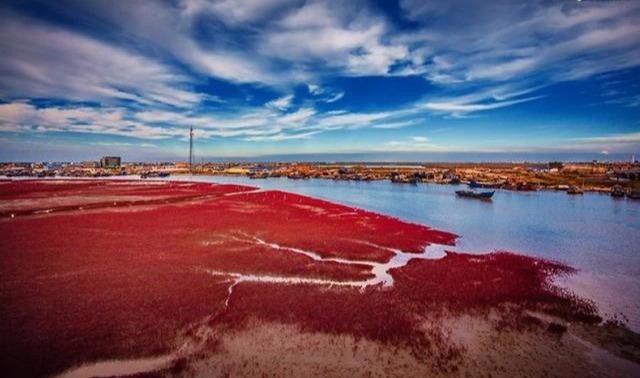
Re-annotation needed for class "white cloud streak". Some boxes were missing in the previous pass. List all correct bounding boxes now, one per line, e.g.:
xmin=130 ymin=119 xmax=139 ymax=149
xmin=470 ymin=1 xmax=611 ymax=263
xmin=0 ymin=18 xmax=200 ymax=108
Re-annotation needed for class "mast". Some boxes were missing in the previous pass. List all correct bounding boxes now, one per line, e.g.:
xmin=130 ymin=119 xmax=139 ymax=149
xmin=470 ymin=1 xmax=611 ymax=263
xmin=189 ymin=127 xmax=193 ymax=175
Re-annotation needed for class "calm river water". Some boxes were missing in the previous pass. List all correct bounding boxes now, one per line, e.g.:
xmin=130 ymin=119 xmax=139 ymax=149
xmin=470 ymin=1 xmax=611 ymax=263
xmin=173 ymin=175 xmax=640 ymax=331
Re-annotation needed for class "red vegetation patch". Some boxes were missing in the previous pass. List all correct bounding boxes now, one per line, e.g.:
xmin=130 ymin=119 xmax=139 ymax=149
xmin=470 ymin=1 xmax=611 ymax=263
xmin=0 ymin=179 xmax=255 ymax=216
xmin=0 ymin=180 xmax=598 ymax=377
xmin=193 ymin=237 xmax=374 ymax=281
xmin=1 ymin=272 xmax=229 ymax=378
xmin=210 ymin=190 xmax=457 ymax=262
xmin=390 ymin=251 xmax=599 ymax=321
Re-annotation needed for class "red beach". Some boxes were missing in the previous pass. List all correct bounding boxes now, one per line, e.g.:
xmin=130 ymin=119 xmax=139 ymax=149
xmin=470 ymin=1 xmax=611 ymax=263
xmin=0 ymin=179 xmax=629 ymax=377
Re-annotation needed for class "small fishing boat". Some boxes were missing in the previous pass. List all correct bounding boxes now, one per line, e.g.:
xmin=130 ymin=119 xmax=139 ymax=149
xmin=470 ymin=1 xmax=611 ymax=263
xmin=287 ymin=173 xmax=308 ymax=180
xmin=455 ymin=190 xmax=494 ymax=200
xmin=141 ymin=171 xmax=168 ymax=179
xmin=468 ymin=180 xmax=481 ymax=188
xmin=390 ymin=175 xmax=417 ymax=184
xmin=468 ymin=180 xmax=501 ymax=189
xmin=567 ymin=185 xmax=584 ymax=195
xmin=611 ymin=185 xmax=626 ymax=198
xmin=249 ymin=171 xmax=269 ymax=179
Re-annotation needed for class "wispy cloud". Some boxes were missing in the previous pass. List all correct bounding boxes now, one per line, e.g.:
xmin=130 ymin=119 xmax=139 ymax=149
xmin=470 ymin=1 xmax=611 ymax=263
xmin=423 ymin=95 xmax=542 ymax=115
xmin=0 ymin=18 xmax=200 ymax=108
xmin=91 ymin=142 xmax=158 ymax=148
xmin=372 ymin=120 xmax=420 ymax=129
xmin=1 ymin=0 xmax=639 ymax=160
xmin=266 ymin=95 xmax=294 ymax=110
xmin=243 ymin=130 xmax=321 ymax=142
xmin=0 ymin=99 xmax=414 ymax=142
xmin=575 ymin=132 xmax=640 ymax=144
xmin=307 ymin=84 xmax=345 ymax=103
xmin=383 ymin=136 xmax=446 ymax=152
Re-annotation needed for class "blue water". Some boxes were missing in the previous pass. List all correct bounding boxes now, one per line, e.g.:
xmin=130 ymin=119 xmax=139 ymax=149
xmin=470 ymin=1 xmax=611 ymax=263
xmin=173 ymin=175 xmax=640 ymax=330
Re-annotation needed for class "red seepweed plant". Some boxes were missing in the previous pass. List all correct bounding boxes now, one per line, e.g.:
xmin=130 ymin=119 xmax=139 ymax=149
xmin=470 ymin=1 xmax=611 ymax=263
xmin=0 ymin=180 xmax=600 ymax=377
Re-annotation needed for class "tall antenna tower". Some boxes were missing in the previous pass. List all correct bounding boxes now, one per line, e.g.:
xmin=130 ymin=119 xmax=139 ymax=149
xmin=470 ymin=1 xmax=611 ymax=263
xmin=189 ymin=127 xmax=194 ymax=174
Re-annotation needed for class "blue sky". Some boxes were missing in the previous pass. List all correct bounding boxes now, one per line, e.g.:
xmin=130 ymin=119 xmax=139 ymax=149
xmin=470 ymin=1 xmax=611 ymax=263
xmin=0 ymin=0 xmax=639 ymax=162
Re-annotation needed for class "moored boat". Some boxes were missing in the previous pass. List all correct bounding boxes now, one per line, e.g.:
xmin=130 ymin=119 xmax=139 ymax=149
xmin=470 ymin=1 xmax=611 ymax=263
xmin=567 ymin=185 xmax=584 ymax=195
xmin=468 ymin=180 xmax=502 ymax=189
xmin=140 ymin=171 xmax=169 ymax=179
xmin=611 ymin=185 xmax=626 ymax=198
xmin=455 ymin=190 xmax=494 ymax=200
xmin=287 ymin=173 xmax=308 ymax=180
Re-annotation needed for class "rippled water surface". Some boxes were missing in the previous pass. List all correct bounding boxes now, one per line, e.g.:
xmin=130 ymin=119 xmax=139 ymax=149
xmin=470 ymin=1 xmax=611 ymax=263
xmin=173 ymin=175 xmax=640 ymax=331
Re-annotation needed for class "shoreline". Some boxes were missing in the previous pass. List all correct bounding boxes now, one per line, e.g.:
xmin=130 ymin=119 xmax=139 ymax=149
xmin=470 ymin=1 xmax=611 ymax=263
xmin=3 ymin=172 xmax=637 ymax=195
xmin=0 ymin=163 xmax=640 ymax=196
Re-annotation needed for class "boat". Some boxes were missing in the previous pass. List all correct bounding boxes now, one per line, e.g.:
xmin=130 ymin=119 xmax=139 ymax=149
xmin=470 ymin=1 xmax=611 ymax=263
xmin=628 ymin=189 xmax=640 ymax=200
xmin=515 ymin=182 xmax=536 ymax=191
xmin=249 ymin=171 xmax=269 ymax=179
xmin=611 ymin=185 xmax=626 ymax=198
xmin=391 ymin=175 xmax=418 ymax=184
xmin=455 ymin=190 xmax=494 ymax=200
xmin=567 ymin=185 xmax=584 ymax=195
xmin=469 ymin=180 xmax=502 ymax=189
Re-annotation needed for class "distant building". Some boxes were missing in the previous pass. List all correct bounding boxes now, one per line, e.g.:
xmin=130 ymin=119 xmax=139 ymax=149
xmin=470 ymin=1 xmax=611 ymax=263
xmin=548 ymin=161 xmax=563 ymax=171
xmin=100 ymin=156 xmax=121 ymax=169
xmin=82 ymin=161 xmax=99 ymax=169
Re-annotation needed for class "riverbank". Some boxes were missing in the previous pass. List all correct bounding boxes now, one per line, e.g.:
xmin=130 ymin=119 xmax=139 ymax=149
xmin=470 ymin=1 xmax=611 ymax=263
xmin=3 ymin=159 xmax=639 ymax=196
xmin=1 ymin=179 xmax=638 ymax=377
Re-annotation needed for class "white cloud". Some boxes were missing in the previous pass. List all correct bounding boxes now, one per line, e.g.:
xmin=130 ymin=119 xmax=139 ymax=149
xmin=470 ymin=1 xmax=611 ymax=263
xmin=1 ymin=0 xmax=639 ymax=155
xmin=306 ymin=84 xmax=345 ymax=103
xmin=383 ymin=136 xmax=445 ymax=152
xmin=307 ymin=84 xmax=321 ymax=95
xmin=244 ymin=130 xmax=321 ymax=142
xmin=399 ymin=0 xmax=640 ymax=89
xmin=316 ymin=111 xmax=391 ymax=129
xmin=0 ymin=19 xmax=200 ymax=108
xmin=92 ymin=142 xmax=158 ymax=148
xmin=0 ymin=102 xmax=193 ymax=139
xmin=5 ymin=0 xmax=638 ymax=101
xmin=325 ymin=92 xmax=345 ymax=103
xmin=575 ymin=132 xmax=640 ymax=144
xmin=266 ymin=95 xmax=294 ymax=110
xmin=371 ymin=120 xmax=418 ymax=129
xmin=424 ymin=96 xmax=540 ymax=114
xmin=279 ymin=108 xmax=316 ymax=124
xmin=183 ymin=0 xmax=294 ymax=24
xmin=31 ymin=0 xmax=283 ymax=85
xmin=0 ymin=97 xmax=417 ymax=142
xmin=260 ymin=1 xmax=409 ymax=76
